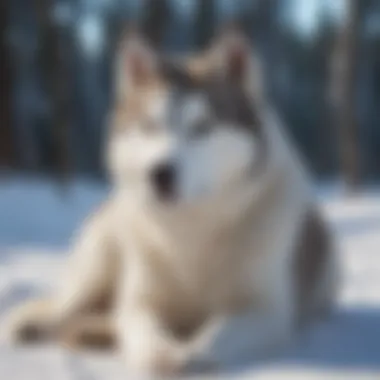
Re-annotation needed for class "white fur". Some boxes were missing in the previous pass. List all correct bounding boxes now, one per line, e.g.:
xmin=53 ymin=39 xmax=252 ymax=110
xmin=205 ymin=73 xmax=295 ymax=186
xmin=3 ymin=67 xmax=336 ymax=378
xmin=108 ymin=93 xmax=259 ymax=205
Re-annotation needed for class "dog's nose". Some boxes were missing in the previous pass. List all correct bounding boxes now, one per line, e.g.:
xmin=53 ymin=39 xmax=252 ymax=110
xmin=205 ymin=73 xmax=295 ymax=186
xmin=150 ymin=162 xmax=176 ymax=200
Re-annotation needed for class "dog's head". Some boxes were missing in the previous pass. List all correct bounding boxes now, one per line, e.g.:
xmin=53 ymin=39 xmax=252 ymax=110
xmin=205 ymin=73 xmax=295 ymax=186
xmin=107 ymin=28 xmax=265 ymax=206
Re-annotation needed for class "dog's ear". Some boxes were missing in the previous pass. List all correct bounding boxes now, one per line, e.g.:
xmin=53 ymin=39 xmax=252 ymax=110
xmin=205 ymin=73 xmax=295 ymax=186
xmin=211 ymin=23 xmax=254 ymax=84
xmin=208 ymin=23 xmax=265 ymax=102
xmin=115 ymin=29 xmax=159 ymax=98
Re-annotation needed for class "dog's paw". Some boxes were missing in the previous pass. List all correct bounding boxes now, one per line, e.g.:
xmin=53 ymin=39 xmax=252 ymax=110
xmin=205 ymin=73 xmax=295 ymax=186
xmin=127 ymin=341 xmax=188 ymax=378
xmin=14 ymin=322 xmax=50 ymax=343
xmin=0 ymin=298 xmax=56 ymax=345
xmin=1 ymin=312 xmax=53 ymax=345
xmin=3 ymin=319 xmax=50 ymax=345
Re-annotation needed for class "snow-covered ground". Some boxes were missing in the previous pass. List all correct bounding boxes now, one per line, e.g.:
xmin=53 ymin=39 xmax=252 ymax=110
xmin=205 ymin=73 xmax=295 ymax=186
xmin=0 ymin=177 xmax=379 ymax=379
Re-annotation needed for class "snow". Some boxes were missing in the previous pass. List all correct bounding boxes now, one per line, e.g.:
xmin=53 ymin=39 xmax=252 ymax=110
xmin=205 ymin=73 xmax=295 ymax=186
xmin=0 ymin=177 xmax=379 ymax=379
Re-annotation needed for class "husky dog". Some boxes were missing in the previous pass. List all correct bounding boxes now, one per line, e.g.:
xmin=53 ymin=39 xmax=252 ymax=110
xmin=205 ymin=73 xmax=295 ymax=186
xmin=3 ymin=28 xmax=338 ymax=376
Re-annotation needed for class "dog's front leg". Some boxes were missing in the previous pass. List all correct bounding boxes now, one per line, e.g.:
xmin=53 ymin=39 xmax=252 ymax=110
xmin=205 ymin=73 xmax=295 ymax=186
xmin=117 ymin=306 xmax=188 ymax=377
xmin=3 ymin=213 xmax=115 ymax=343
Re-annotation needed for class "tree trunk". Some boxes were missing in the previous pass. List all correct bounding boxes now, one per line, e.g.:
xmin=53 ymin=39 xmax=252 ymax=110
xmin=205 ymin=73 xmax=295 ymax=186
xmin=0 ymin=1 xmax=14 ymax=168
xmin=141 ymin=0 xmax=171 ymax=49
xmin=34 ymin=0 xmax=70 ymax=181
xmin=194 ymin=0 xmax=216 ymax=49
xmin=331 ymin=0 xmax=362 ymax=190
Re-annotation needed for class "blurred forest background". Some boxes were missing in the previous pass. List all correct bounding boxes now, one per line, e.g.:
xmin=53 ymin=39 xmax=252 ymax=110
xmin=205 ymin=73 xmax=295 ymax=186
xmin=1 ymin=0 xmax=379 ymax=190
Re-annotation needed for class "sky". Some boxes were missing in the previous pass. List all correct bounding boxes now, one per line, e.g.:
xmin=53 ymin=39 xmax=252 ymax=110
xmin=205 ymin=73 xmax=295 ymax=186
xmin=290 ymin=0 xmax=345 ymax=36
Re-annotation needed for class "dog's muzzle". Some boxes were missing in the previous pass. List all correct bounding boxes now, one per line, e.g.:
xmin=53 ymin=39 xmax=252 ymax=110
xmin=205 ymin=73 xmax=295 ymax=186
xmin=150 ymin=162 xmax=177 ymax=201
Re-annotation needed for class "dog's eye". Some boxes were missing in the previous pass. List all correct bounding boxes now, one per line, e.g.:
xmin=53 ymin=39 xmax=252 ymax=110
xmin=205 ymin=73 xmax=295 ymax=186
xmin=190 ymin=118 xmax=212 ymax=139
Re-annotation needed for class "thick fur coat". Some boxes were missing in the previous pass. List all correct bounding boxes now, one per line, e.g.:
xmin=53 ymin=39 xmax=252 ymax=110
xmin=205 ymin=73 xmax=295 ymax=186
xmin=2 ymin=29 xmax=338 ymax=377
